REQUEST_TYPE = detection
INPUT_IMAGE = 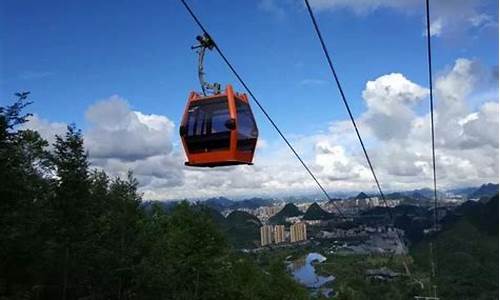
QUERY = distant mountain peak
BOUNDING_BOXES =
[356,192,369,199]
[470,183,499,199]
[268,203,302,224]
[309,202,321,208]
[303,202,333,220]
[204,197,234,211]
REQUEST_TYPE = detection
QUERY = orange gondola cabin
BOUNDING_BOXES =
[179,85,258,167]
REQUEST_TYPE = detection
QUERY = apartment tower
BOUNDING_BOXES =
[260,225,273,246]
[290,222,307,243]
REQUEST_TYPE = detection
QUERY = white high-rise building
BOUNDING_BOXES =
[260,225,273,246]
[274,225,285,244]
[290,222,307,243]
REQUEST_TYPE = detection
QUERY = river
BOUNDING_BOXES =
[288,252,335,298]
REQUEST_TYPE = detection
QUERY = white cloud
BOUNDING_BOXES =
[429,18,443,37]
[23,114,67,146]
[299,58,498,193]
[460,102,499,149]
[368,58,499,189]
[259,0,287,19]
[260,0,497,38]
[433,59,495,149]
[361,73,428,141]
[85,96,175,161]
[26,95,185,199]
[315,141,370,181]
[469,13,497,28]
[166,57,497,196]
[84,96,185,197]
[307,0,418,15]
[22,58,498,200]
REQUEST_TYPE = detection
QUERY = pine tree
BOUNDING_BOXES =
[50,124,91,299]
[0,93,52,294]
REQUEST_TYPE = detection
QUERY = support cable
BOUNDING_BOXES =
[425,0,439,232]
[303,0,412,274]
[425,0,440,297]
[179,0,347,219]
[303,0,392,220]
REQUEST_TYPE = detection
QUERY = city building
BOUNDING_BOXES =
[285,216,303,224]
[260,225,273,246]
[290,222,307,243]
[274,225,285,244]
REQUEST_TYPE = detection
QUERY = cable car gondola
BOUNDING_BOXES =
[179,34,258,167]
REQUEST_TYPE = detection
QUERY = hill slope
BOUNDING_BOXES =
[204,197,234,211]
[355,192,369,200]
[469,183,499,199]
[224,210,262,249]
[268,203,302,224]
[303,202,333,220]
[233,198,272,209]
[411,194,499,299]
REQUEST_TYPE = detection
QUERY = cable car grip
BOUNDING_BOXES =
[192,33,221,96]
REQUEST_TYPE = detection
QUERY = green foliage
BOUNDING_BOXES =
[8,94,496,300]
[411,196,499,300]
[137,201,231,299]
[0,96,309,299]
[222,210,262,249]
[315,254,420,300]
[0,95,52,294]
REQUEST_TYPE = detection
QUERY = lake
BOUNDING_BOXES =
[288,252,335,297]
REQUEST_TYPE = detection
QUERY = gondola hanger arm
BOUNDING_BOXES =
[191,33,221,96]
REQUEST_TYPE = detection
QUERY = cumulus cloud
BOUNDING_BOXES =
[431,59,496,150]
[84,96,185,196]
[21,58,498,200]
[308,0,419,15]
[429,18,443,37]
[259,0,497,38]
[361,73,428,141]
[271,57,498,195]
[25,95,185,199]
[320,58,499,191]
[85,96,174,161]
[460,102,499,149]
[315,141,370,181]
[23,114,67,146]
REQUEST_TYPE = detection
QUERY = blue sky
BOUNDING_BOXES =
[1,0,498,199]
[2,0,496,133]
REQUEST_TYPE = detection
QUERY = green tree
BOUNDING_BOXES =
[137,201,231,299]
[89,171,144,299]
[49,124,92,299]
[0,94,52,295]
[0,96,319,300]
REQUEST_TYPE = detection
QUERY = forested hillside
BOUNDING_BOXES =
[0,97,309,299]
[268,203,302,224]
[411,195,499,300]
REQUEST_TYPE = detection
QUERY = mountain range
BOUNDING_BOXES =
[203,197,273,212]
[352,183,498,202]
[468,183,499,199]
